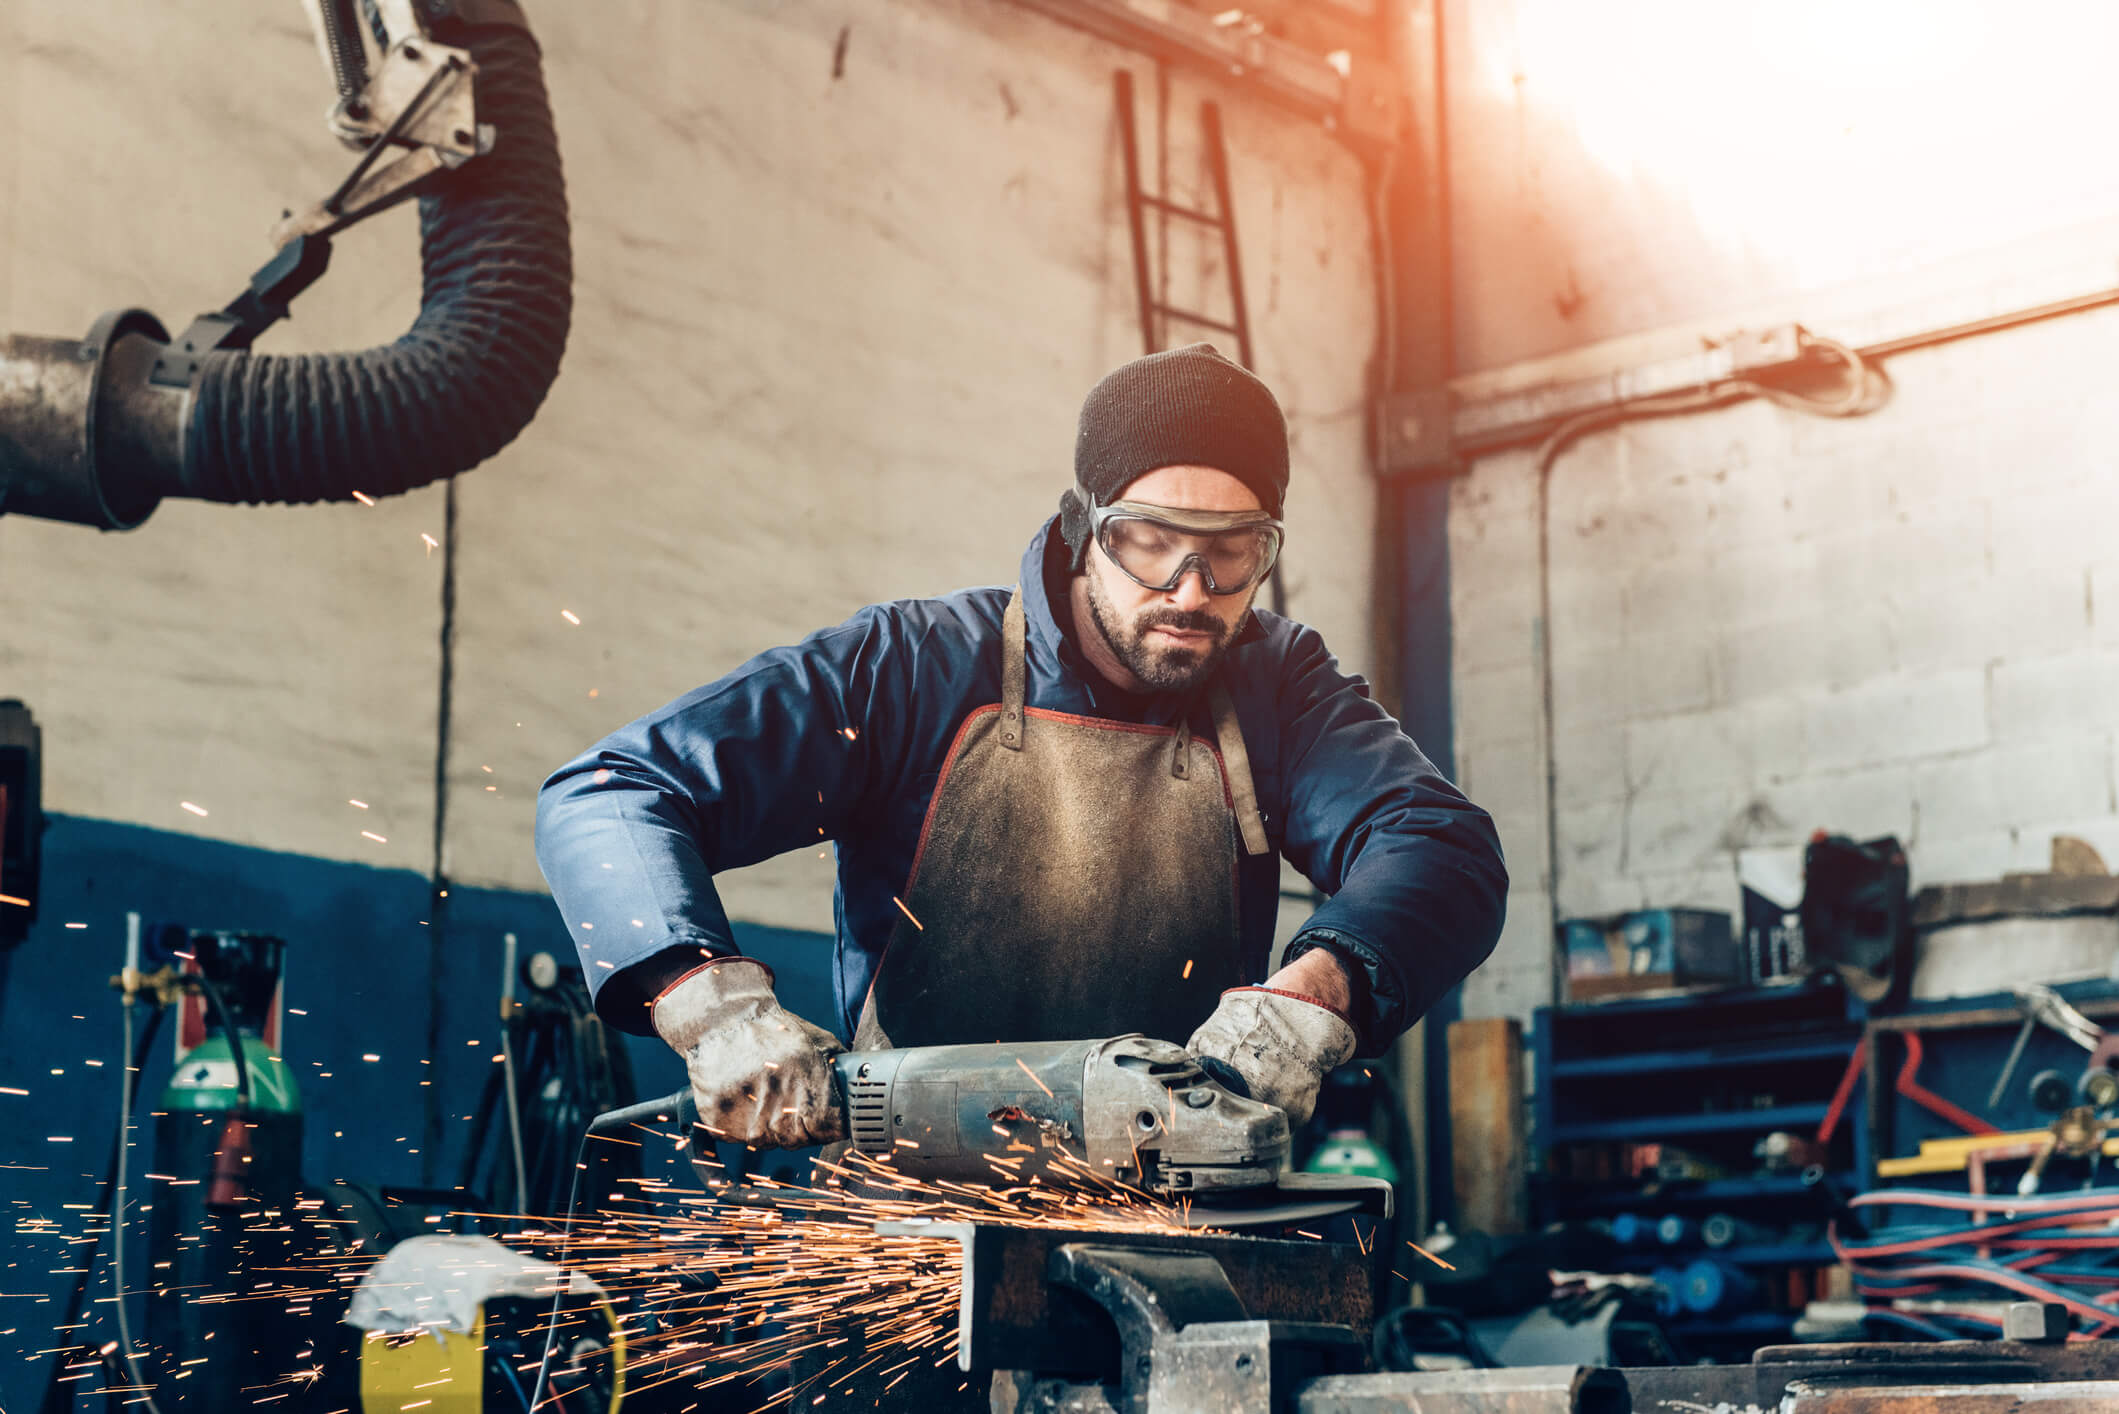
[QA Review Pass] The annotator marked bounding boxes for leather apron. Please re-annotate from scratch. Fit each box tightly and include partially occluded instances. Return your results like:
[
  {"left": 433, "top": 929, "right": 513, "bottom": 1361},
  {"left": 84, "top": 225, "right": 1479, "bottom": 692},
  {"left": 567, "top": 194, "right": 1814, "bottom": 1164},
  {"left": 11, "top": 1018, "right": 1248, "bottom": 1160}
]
[{"left": 853, "top": 588, "right": 1270, "bottom": 1051}]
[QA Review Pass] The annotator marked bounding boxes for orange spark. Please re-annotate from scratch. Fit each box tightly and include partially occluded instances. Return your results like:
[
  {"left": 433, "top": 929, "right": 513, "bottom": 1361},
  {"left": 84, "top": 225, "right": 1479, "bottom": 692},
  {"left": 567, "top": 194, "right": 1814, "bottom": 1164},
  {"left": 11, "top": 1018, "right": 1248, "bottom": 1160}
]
[
  {"left": 1405, "top": 1239, "right": 1456, "bottom": 1271},
  {"left": 1013, "top": 1058, "right": 1054, "bottom": 1097}
]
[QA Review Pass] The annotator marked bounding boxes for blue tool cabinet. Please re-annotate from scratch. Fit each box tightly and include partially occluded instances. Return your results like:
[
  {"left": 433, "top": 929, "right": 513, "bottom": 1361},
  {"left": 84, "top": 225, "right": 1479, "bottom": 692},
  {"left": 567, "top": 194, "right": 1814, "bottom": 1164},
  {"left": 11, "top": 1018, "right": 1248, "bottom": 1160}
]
[{"left": 1530, "top": 980, "right": 1868, "bottom": 1356}]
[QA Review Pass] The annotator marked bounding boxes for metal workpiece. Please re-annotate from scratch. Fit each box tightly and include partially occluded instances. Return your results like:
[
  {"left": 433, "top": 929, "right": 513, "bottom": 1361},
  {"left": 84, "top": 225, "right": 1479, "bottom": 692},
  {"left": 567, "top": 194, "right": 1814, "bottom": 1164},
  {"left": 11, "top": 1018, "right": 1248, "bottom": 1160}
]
[
  {"left": 872, "top": 1221, "right": 1373, "bottom": 1379},
  {"left": 1624, "top": 1340, "right": 2119, "bottom": 1414},
  {"left": 2004, "top": 1301, "right": 2072, "bottom": 1344},
  {"left": 1295, "top": 1368, "right": 1629, "bottom": 1414},
  {"left": 1779, "top": 1382, "right": 2119, "bottom": 1413},
  {"left": 0, "top": 311, "right": 184, "bottom": 529}
]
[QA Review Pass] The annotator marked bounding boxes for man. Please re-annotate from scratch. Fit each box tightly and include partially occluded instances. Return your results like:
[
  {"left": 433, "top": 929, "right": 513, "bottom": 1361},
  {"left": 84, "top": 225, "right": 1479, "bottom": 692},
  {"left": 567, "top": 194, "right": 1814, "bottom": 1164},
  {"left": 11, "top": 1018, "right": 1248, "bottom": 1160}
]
[{"left": 536, "top": 344, "right": 1507, "bottom": 1149}]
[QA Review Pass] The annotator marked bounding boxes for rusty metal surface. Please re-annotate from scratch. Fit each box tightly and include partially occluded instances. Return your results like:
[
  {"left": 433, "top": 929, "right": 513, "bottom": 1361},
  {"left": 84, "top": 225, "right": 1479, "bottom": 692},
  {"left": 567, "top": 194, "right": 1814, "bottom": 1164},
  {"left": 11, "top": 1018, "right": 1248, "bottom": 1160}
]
[
  {"left": 1, "top": 312, "right": 179, "bottom": 528},
  {"left": 1626, "top": 1341, "right": 2119, "bottom": 1414},
  {"left": 1783, "top": 1380, "right": 2119, "bottom": 1413},
  {"left": 875, "top": 1220, "right": 1371, "bottom": 1378},
  {"left": 0, "top": 334, "right": 96, "bottom": 517},
  {"left": 1297, "top": 1367, "right": 1629, "bottom": 1414}
]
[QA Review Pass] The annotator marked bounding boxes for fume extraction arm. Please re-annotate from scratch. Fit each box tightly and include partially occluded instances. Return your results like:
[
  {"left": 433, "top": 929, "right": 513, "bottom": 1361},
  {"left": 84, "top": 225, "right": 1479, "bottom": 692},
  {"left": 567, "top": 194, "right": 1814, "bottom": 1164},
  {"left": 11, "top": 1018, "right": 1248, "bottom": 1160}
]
[{"left": 0, "top": 0, "right": 570, "bottom": 531}]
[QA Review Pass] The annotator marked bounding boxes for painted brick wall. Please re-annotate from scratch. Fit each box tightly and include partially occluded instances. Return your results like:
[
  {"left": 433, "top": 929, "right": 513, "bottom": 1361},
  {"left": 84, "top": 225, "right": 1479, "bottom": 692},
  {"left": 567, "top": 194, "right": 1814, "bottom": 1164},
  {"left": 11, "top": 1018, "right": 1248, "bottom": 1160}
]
[
  {"left": 0, "top": 6, "right": 1383, "bottom": 1398},
  {"left": 1451, "top": 304, "right": 2119, "bottom": 1025},
  {"left": 0, "top": 0, "right": 1381, "bottom": 940}
]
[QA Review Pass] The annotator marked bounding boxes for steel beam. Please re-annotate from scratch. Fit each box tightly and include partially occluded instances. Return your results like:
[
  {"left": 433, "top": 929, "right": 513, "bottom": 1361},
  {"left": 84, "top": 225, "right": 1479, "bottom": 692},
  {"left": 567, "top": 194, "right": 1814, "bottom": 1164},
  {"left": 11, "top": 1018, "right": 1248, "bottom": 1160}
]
[
  {"left": 1004, "top": 0, "right": 1393, "bottom": 144},
  {"left": 1298, "top": 1367, "right": 1629, "bottom": 1414},
  {"left": 1783, "top": 1383, "right": 2119, "bottom": 1414},
  {"left": 1626, "top": 1340, "right": 2119, "bottom": 1414}
]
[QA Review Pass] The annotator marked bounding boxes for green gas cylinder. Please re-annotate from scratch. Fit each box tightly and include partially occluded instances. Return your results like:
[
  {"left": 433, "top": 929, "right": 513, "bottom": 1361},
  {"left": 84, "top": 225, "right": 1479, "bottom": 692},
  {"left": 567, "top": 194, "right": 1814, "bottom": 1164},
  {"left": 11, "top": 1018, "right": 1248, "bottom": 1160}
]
[
  {"left": 146, "top": 939, "right": 308, "bottom": 1411},
  {"left": 1304, "top": 1128, "right": 1400, "bottom": 1184}
]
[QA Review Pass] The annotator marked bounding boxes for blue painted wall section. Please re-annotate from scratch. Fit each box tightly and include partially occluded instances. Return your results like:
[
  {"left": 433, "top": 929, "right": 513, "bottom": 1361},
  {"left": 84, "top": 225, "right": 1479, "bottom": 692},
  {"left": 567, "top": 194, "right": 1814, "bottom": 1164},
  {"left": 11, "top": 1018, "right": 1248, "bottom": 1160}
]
[{"left": 0, "top": 814, "right": 837, "bottom": 1410}]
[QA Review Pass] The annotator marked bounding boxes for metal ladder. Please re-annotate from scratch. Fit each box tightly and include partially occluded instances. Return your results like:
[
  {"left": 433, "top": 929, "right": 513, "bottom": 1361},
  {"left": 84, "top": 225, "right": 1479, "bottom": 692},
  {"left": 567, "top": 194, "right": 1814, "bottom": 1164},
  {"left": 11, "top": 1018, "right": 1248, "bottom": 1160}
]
[
  {"left": 1111, "top": 68, "right": 1283, "bottom": 614},
  {"left": 1113, "top": 68, "right": 1254, "bottom": 368}
]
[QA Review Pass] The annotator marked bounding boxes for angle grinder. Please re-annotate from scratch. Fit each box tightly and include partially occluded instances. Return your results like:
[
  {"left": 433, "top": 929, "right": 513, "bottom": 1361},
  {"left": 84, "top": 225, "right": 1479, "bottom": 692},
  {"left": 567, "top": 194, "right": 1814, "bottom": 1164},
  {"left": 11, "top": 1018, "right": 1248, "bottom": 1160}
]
[{"left": 594, "top": 1034, "right": 1390, "bottom": 1225}]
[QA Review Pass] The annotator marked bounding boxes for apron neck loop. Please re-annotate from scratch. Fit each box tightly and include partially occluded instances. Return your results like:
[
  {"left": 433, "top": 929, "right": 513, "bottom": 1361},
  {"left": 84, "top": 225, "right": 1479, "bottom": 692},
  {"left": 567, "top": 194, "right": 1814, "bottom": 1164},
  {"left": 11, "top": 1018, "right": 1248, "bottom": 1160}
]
[
  {"left": 1209, "top": 682, "right": 1271, "bottom": 857},
  {"left": 1000, "top": 588, "right": 1027, "bottom": 751}
]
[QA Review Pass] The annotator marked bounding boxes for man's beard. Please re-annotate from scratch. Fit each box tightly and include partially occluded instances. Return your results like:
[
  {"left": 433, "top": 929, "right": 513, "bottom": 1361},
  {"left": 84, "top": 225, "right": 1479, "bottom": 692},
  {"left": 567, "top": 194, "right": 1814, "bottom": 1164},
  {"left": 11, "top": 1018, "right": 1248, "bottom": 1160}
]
[{"left": 1084, "top": 569, "right": 1240, "bottom": 693}]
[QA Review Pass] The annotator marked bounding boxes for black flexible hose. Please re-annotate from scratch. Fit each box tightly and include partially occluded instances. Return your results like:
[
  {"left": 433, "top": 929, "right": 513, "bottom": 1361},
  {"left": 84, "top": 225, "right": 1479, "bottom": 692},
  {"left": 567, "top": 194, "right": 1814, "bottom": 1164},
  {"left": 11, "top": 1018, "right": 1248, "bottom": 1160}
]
[
  {"left": 181, "top": 16, "right": 570, "bottom": 504},
  {"left": 193, "top": 974, "right": 251, "bottom": 1104}
]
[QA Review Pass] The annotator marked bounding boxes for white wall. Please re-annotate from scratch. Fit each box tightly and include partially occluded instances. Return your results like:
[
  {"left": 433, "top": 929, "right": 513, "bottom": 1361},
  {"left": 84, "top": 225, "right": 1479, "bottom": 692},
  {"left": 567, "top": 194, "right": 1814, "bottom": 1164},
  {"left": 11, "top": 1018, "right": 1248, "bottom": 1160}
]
[
  {"left": 2, "top": 1, "right": 1382, "bottom": 935},
  {"left": 1450, "top": 243, "right": 2119, "bottom": 1026},
  {"left": 1440, "top": 0, "right": 2119, "bottom": 1026},
  {"left": 1442, "top": 0, "right": 2119, "bottom": 373}
]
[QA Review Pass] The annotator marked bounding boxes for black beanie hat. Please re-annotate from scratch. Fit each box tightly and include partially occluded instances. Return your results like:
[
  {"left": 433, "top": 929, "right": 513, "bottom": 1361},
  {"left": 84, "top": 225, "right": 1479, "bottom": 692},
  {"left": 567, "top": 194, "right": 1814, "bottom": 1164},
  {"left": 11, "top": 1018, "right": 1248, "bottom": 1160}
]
[{"left": 1059, "top": 343, "right": 1289, "bottom": 568}]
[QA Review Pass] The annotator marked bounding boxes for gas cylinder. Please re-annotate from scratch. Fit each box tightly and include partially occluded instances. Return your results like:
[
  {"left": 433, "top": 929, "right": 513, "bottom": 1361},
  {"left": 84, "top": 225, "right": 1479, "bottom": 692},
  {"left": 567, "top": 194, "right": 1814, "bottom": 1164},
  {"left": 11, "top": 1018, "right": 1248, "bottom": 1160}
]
[{"left": 145, "top": 932, "right": 307, "bottom": 1410}]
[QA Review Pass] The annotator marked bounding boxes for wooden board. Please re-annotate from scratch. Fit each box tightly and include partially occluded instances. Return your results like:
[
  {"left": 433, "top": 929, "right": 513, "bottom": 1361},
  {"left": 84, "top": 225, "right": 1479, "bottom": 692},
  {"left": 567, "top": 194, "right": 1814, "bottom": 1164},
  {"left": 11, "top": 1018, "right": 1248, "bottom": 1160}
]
[{"left": 1448, "top": 1017, "right": 1528, "bottom": 1235}]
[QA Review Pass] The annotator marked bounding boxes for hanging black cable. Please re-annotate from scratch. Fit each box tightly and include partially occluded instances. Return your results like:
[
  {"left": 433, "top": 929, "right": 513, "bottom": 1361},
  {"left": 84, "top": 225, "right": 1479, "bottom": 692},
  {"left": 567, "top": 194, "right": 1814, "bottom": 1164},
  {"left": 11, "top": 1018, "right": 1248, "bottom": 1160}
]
[
  {"left": 191, "top": 972, "right": 252, "bottom": 1104},
  {"left": 37, "top": 1006, "right": 163, "bottom": 1414},
  {"left": 1530, "top": 337, "right": 1889, "bottom": 946},
  {"left": 459, "top": 959, "right": 637, "bottom": 1219}
]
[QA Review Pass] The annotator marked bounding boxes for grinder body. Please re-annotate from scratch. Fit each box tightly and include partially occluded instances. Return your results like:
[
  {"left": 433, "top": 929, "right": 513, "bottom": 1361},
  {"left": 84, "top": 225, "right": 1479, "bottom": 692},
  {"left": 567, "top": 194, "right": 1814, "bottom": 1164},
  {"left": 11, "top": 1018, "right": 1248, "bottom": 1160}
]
[{"left": 828, "top": 1035, "right": 1289, "bottom": 1194}]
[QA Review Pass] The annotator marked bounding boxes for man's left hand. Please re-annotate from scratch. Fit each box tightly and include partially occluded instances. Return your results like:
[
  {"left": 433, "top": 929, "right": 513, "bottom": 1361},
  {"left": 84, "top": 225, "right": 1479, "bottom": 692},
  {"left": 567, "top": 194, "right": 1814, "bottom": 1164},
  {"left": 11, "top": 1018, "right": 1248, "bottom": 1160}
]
[{"left": 1186, "top": 960, "right": 1357, "bottom": 1127}]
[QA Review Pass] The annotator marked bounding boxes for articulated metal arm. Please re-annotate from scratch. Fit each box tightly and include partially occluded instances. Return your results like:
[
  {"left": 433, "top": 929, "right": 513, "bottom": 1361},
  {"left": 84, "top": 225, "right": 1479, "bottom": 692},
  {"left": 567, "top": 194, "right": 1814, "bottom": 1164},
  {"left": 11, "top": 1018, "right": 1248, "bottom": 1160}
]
[
  {"left": 0, "top": 0, "right": 568, "bottom": 531},
  {"left": 283, "top": 0, "right": 497, "bottom": 243}
]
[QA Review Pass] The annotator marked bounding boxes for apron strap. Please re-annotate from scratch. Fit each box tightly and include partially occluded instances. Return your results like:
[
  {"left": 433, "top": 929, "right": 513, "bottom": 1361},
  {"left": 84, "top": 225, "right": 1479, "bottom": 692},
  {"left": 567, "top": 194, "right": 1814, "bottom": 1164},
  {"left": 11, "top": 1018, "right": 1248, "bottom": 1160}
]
[
  {"left": 1209, "top": 681, "right": 1271, "bottom": 857},
  {"left": 1000, "top": 588, "right": 1027, "bottom": 751}
]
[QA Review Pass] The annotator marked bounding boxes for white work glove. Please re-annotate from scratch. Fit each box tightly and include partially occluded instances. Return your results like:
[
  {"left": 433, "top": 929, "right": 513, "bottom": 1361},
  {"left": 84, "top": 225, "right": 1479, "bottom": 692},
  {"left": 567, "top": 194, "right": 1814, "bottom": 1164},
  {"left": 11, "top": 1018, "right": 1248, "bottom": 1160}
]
[
  {"left": 1186, "top": 987, "right": 1357, "bottom": 1128},
  {"left": 650, "top": 958, "right": 846, "bottom": 1149}
]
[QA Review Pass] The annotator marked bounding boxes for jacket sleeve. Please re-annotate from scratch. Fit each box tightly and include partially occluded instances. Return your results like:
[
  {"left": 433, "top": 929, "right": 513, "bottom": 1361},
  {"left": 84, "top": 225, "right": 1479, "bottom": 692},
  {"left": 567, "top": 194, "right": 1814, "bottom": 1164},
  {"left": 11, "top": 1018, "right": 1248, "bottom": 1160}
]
[
  {"left": 1271, "top": 625, "right": 1508, "bottom": 1051},
  {"left": 534, "top": 607, "right": 900, "bottom": 1034}
]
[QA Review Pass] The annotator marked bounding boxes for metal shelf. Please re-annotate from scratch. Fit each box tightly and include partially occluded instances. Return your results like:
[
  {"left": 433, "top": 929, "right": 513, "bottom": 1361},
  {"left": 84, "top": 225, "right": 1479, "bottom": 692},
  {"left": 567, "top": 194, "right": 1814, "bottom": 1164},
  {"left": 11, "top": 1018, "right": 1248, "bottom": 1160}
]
[
  {"left": 1615, "top": 1242, "right": 1835, "bottom": 1269},
  {"left": 1551, "top": 1038, "right": 1856, "bottom": 1080},
  {"left": 1668, "top": 1311, "right": 1798, "bottom": 1338},
  {"left": 1539, "top": 1173, "right": 1849, "bottom": 1213},
  {"left": 1548, "top": 1102, "right": 1831, "bottom": 1144}
]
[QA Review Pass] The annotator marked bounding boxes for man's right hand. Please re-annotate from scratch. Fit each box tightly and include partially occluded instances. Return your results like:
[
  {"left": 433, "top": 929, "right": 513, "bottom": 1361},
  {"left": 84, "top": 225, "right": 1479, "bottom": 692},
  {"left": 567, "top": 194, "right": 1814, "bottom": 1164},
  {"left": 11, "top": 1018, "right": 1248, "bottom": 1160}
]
[{"left": 650, "top": 958, "right": 846, "bottom": 1149}]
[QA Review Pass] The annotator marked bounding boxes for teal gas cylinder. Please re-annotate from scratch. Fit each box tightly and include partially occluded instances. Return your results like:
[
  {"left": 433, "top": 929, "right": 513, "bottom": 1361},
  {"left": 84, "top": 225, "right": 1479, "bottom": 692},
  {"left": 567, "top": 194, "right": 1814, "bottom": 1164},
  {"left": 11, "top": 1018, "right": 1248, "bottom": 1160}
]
[{"left": 146, "top": 934, "right": 308, "bottom": 1411}]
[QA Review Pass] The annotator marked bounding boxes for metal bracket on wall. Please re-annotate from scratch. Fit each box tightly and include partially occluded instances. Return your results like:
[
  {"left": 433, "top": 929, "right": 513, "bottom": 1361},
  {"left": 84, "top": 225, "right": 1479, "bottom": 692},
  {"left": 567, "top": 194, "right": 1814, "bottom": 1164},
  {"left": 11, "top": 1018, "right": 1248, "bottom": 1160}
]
[
  {"left": 1450, "top": 323, "right": 1810, "bottom": 459},
  {"left": 1011, "top": 0, "right": 1395, "bottom": 148},
  {"left": 1380, "top": 388, "right": 1456, "bottom": 478}
]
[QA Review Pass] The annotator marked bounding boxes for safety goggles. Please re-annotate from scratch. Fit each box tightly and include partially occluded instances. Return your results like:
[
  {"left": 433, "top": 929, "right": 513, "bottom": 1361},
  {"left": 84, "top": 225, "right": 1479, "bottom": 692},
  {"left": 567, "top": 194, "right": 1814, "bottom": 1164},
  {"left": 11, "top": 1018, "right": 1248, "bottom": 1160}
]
[{"left": 1086, "top": 497, "right": 1284, "bottom": 596}]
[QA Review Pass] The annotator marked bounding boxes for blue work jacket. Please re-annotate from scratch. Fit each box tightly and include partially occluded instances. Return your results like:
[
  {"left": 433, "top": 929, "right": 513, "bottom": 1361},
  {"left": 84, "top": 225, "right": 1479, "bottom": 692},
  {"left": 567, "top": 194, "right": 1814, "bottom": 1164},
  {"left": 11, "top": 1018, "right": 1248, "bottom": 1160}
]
[{"left": 535, "top": 519, "right": 1507, "bottom": 1050}]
